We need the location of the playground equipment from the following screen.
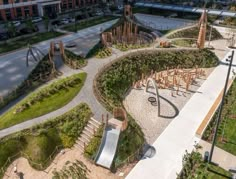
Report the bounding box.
[197,8,207,49]
[133,67,206,96]
[95,108,127,169]
[26,43,45,67]
[101,5,156,48]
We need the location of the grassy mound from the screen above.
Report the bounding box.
[0,103,91,175]
[167,25,223,40]
[0,73,87,129]
[203,80,236,156]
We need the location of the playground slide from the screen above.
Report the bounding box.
[95,126,121,169]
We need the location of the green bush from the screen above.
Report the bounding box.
[95,47,112,58]
[84,125,104,159]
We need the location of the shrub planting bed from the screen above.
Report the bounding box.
[0,73,87,129]
[171,39,197,47]
[167,25,223,40]
[178,147,232,178]
[95,47,112,58]
[52,160,89,179]
[203,80,236,156]
[0,54,54,110]
[114,43,150,51]
[63,49,87,69]
[0,103,91,177]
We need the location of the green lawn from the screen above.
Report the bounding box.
[62,16,117,32]
[207,164,232,179]
[203,81,236,156]
[0,73,87,130]
[0,31,64,54]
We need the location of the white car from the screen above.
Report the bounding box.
[32,17,42,23]
[12,21,21,27]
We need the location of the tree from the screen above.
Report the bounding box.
[25,19,34,31]
[4,22,17,37]
[43,16,49,31]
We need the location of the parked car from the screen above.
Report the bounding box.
[51,20,63,26]
[19,25,39,34]
[12,21,21,27]
[0,32,9,41]
[60,18,69,24]
[32,17,43,23]
[67,17,75,23]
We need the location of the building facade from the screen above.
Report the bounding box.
[0,0,100,21]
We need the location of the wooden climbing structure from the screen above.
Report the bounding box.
[133,66,206,97]
[101,5,155,47]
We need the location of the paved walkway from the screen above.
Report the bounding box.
[126,47,236,179]
[199,140,236,171]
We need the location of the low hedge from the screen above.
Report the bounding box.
[0,103,91,176]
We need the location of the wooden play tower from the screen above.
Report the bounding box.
[197,9,207,49]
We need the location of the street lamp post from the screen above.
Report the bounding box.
[208,50,235,163]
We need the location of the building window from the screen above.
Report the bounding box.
[32,5,38,16]
[16,7,22,17]
[3,0,9,5]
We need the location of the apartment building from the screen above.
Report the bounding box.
[0,0,100,21]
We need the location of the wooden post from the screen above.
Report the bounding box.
[106,113,109,124]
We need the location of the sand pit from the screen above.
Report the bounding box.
[123,67,215,144]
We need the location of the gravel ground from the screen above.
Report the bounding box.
[123,67,215,144]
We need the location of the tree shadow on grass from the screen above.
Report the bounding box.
[207,168,232,179]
